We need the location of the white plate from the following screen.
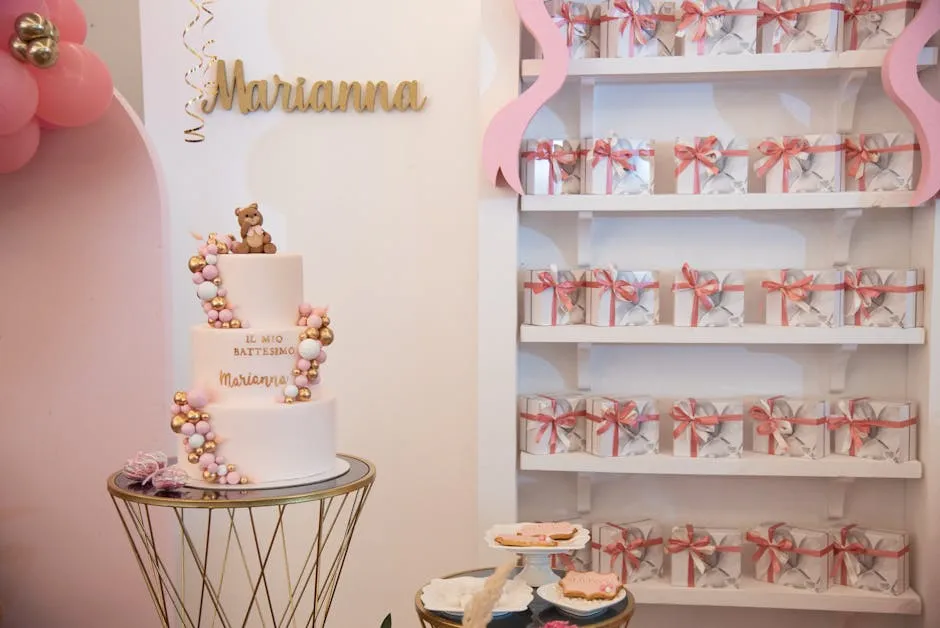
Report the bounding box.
[421,576,533,617]
[536,582,627,618]
[484,523,591,554]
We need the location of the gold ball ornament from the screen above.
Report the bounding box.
[226,465,236,474]
[8,38,28,63]
[195,447,204,456]
[307,368,318,379]
[213,278,222,286]
[304,327,320,340]
[202,470,213,480]
[10,14,60,70]
[319,327,334,346]
[15,13,53,40]
[285,397,295,404]
[174,391,188,405]
[188,452,200,464]
[292,368,302,376]
[211,296,226,310]
[231,320,242,329]
[298,388,312,401]
[187,410,201,423]
[171,414,187,433]
[204,472,218,483]
[240,476,249,485]
[188,256,207,273]
[26,37,58,69]
[221,322,231,329]
[216,242,229,254]
[204,441,217,453]
[321,315,331,326]
[200,412,211,421]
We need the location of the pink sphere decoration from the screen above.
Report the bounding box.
[226,472,242,485]
[0,0,48,40]
[214,456,225,465]
[29,42,113,128]
[45,0,87,43]
[218,309,234,323]
[187,390,209,409]
[0,55,39,135]
[297,317,308,326]
[299,303,314,316]
[195,421,211,435]
[217,289,227,297]
[192,272,205,284]
[199,246,208,256]
[208,310,219,321]
[206,463,218,474]
[316,350,327,364]
[181,404,191,413]
[199,453,215,467]
[207,244,218,255]
[181,423,195,436]
[202,265,219,280]
[170,404,181,414]
[0,119,40,174]
[206,432,215,441]
[214,321,223,328]
[312,376,321,385]
[295,376,309,387]
[297,359,311,371]
[308,315,323,329]
[202,302,213,312]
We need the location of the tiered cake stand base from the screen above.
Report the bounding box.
[108,454,374,628]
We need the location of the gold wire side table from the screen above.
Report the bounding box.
[108,454,375,628]
[415,568,636,628]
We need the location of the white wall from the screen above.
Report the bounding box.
[139,1,480,624]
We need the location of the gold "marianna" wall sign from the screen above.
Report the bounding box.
[201,59,427,115]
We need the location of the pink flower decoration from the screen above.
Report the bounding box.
[123,451,187,489]
[150,466,188,490]
[543,622,578,628]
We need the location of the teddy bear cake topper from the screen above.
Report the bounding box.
[233,203,277,254]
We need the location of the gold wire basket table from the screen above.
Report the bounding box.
[415,568,636,628]
[108,454,375,628]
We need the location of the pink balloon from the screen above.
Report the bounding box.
[0,118,40,174]
[0,54,39,134]
[36,116,61,130]
[0,0,49,41]
[44,0,86,43]
[30,42,112,128]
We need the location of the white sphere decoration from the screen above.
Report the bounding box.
[298,339,322,361]
[284,385,300,399]
[188,434,206,449]
[196,282,218,301]
[205,254,219,265]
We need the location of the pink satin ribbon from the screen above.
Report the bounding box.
[758,0,844,52]
[555,2,600,47]
[844,135,920,191]
[844,0,921,50]
[606,0,677,56]
[521,396,587,454]
[674,137,748,194]
[746,523,832,583]
[521,141,583,195]
[666,524,741,587]
[672,263,743,327]
[591,523,664,581]
[756,138,842,193]
[588,399,660,456]
[523,271,581,325]
[826,398,918,456]
[832,524,910,585]
[671,399,743,458]
[591,139,654,194]
[678,0,762,54]
[586,268,660,326]
[844,269,924,324]
[760,271,845,327]
[750,397,826,455]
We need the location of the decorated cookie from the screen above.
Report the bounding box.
[233,203,277,255]
[518,522,577,541]
[559,571,622,601]
[495,534,558,548]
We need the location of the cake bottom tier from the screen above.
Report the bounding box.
[178,395,337,486]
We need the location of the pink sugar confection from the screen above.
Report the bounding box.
[299,303,314,316]
[207,244,218,255]
[308,315,323,329]
[195,421,211,435]
[295,376,309,387]
[202,265,219,281]
[187,390,209,409]
[206,432,215,441]
[192,272,205,284]
[226,472,241,485]
[217,288,227,297]
[170,404,181,414]
[214,456,225,465]
[199,453,215,467]
[208,310,219,321]
[181,423,196,436]
[181,404,192,413]
[219,309,234,323]
[297,359,311,371]
[214,321,223,328]
[206,463,218,473]
[297,317,308,326]
[313,307,328,316]
[202,302,213,312]
[199,246,208,256]
[316,350,327,364]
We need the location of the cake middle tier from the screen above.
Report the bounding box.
[192,325,306,403]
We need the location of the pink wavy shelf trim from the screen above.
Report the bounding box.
[883,0,940,206]
[482,0,570,194]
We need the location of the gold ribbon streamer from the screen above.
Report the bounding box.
[201,0,219,99]
[183,0,206,143]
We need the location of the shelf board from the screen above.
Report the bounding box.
[521,48,938,84]
[628,578,921,614]
[520,452,923,479]
[520,191,918,213]
[519,324,925,345]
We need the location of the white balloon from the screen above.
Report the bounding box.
[298,339,322,361]
[196,282,218,301]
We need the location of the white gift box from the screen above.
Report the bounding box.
[587,396,660,456]
[552,516,594,571]
[762,269,845,327]
[602,0,678,57]
[675,136,749,194]
[539,0,604,58]
[844,268,924,328]
[758,0,841,53]
[585,137,655,195]
[672,265,745,327]
[844,133,920,192]
[750,397,829,458]
[592,520,664,583]
[747,523,831,592]
[829,398,918,462]
[843,0,920,50]
[667,525,743,588]
[518,394,587,455]
[830,524,910,595]
[671,398,744,458]
[756,134,844,193]
[586,267,660,326]
[521,139,584,195]
[677,0,759,56]
[523,267,587,326]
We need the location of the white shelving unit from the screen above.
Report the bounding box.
[478,22,939,626]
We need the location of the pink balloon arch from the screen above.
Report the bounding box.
[0,0,112,174]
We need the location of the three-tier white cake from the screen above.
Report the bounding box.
[171,205,341,489]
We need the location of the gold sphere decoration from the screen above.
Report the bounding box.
[15,13,50,40]
[202,470,213,480]
[9,13,60,69]
[216,242,229,254]
[319,327,334,346]
[25,37,57,69]
[204,441,217,453]
[298,388,312,401]
[292,368,302,376]
[221,322,231,329]
[240,476,249,484]
[213,278,222,286]
[206,473,218,483]
[321,315,331,326]
[195,447,205,456]
[231,320,242,329]
[227,465,236,474]
[174,391,188,406]
[285,397,295,404]
[187,410,201,423]
[304,327,320,340]
[171,414,187,433]
[307,368,318,379]
[187,452,200,464]
[211,296,227,310]
[200,412,211,421]
[188,256,207,273]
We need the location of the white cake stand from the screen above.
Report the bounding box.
[483,523,591,587]
[185,458,351,491]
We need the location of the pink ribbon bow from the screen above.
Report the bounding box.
[523,271,581,325]
[521,397,586,454]
[831,524,910,585]
[844,136,920,190]
[665,525,741,587]
[672,263,741,327]
[844,269,924,324]
[826,398,918,456]
[678,1,760,53]
[749,397,827,455]
[756,137,842,192]
[588,399,659,456]
[843,0,920,50]
[555,2,598,47]
[595,523,665,581]
[586,269,660,326]
[591,139,650,194]
[671,399,742,457]
[761,271,845,326]
[746,523,833,584]
[757,0,844,51]
[610,0,675,56]
[521,141,582,194]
